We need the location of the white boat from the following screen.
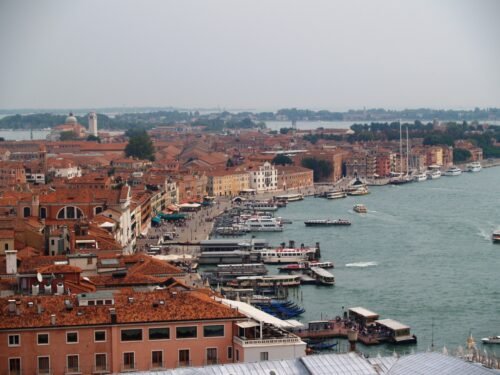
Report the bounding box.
[274,193,304,202]
[353,204,367,213]
[492,230,500,243]
[255,247,317,264]
[482,336,500,344]
[228,275,301,288]
[426,170,442,180]
[466,161,482,172]
[326,191,347,199]
[310,267,335,285]
[413,172,427,182]
[443,166,462,176]
[348,187,370,196]
[243,217,283,232]
[244,202,279,211]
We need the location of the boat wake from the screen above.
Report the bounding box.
[345,261,378,268]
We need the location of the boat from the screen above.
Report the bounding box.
[347,187,370,196]
[278,261,334,272]
[426,169,442,180]
[326,191,347,199]
[443,166,462,176]
[309,267,335,285]
[243,217,283,232]
[413,172,427,182]
[274,193,304,202]
[307,341,338,351]
[466,161,482,172]
[255,247,318,264]
[375,318,417,344]
[244,201,279,211]
[492,230,500,243]
[353,204,367,213]
[481,336,500,344]
[389,176,413,185]
[227,275,301,288]
[304,219,351,226]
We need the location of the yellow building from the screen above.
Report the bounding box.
[207,168,250,196]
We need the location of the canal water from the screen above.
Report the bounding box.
[248,167,500,355]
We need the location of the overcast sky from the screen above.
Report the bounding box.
[0,0,499,111]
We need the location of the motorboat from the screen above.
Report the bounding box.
[413,172,427,182]
[482,336,500,344]
[467,161,482,172]
[304,219,351,226]
[242,217,283,232]
[492,230,500,243]
[353,204,367,213]
[326,191,347,199]
[255,247,318,264]
[390,176,413,185]
[348,187,370,196]
[274,193,304,202]
[426,170,442,180]
[443,166,462,176]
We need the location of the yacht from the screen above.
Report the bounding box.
[443,166,462,176]
[413,172,427,182]
[326,191,347,199]
[242,217,283,232]
[466,161,482,172]
[492,230,500,243]
[426,169,442,180]
[482,336,500,344]
[353,204,368,213]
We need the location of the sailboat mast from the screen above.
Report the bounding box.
[399,120,403,176]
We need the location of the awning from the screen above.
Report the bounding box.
[237,321,260,329]
[178,203,201,208]
[167,204,179,211]
[152,216,162,224]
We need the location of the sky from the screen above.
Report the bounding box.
[0,0,499,111]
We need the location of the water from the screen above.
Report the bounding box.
[245,168,500,354]
[0,129,50,140]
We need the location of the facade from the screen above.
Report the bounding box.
[248,162,278,192]
[0,161,26,187]
[207,169,250,197]
[275,165,314,190]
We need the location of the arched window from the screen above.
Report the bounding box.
[94,206,103,215]
[40,207,47,219]
[23,207,31,217]
[56,206,84,220]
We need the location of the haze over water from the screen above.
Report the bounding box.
[254,168,500,354]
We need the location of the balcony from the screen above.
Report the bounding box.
[65,367,81,375]
[120,363,137,372]
[204,358,220,366]
[176,360,192,368]
[92,365,110,374]
[150,362,165,371]
[37,369,52,375]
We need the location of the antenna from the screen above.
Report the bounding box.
[37,272,43,283]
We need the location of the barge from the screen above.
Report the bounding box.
[305,219,351,226]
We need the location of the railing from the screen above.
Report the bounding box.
[176,360,192,368]
[120,363,137,372]
[64,366,81,374]
[150,362,165,370]
[233,335,301,346]
[37,369,52,375]
[92,365,110,374]
[205,358,220,366]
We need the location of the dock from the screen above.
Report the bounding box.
[295,321,381,345]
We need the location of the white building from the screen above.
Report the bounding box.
[249,162,278,192]
[88,112,98,137]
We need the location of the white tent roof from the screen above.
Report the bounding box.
[178,203,201,208]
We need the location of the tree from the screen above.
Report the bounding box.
[301,157,332,182]
[226,158,234,167]
[59,131,78,141]
[125,129,155,161]
[272,154,293,165]
[453,148,472,163]
[86,134,101,142]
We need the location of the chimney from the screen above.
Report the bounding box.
[5,250,17,274]
[50,314,56,326]
[8,299,16,314]
[109,308,117,324]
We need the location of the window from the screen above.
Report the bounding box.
[4,243,8,250]
[176,326,197,339]
[66,355,79,373]
[178,350,190,367]
[9,358,21,375]
[227,347,233,360]
[203,324,224,337]
[95,354,107,372]
[151,351,163,369]
[206,348,218,365]
[260,352,269,361]
[38,356,50,374]
[236,349,240,362]
[94,330,106,342]
[8,334,20,347]
[123,352,135,370]
[149,327,170,340]
[40,207,47,219]
[66,331,78,344]
[23,207,31,217]
[57,206,84,220]
[37,333,49,345]
[121,329,142,341]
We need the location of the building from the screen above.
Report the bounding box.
[248,162,278,192]
[275,165,314,190]
[88,112,98,137]
[206,168,250,197]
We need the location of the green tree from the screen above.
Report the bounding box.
[301,157,332,182]
[125,130,155,161]
[453,148,472,163]
[59,131,78,141]
[86,134,101,142]
[272,154,293,165]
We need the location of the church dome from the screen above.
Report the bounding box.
[65,113,77,125]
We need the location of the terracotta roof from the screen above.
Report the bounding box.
[126,255,184,277]
[0,289,244,329]
[0,230,14,239]
[37,264,82,274]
